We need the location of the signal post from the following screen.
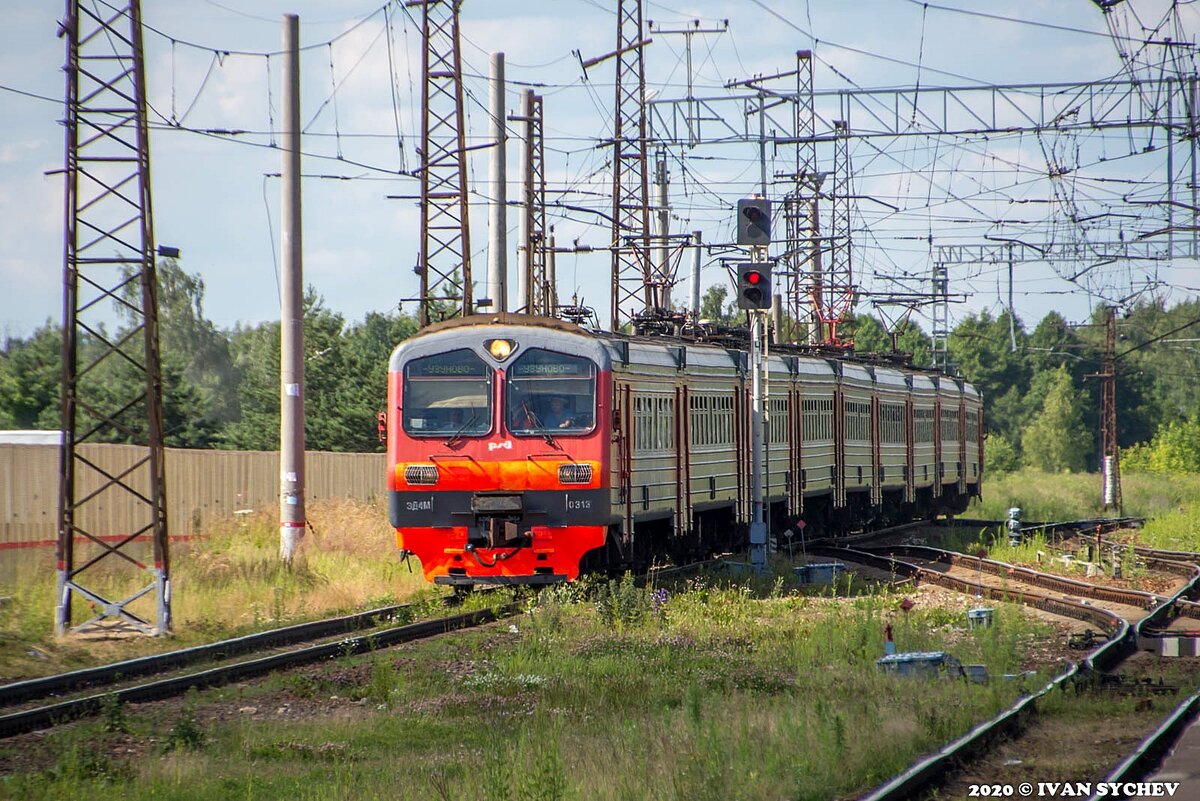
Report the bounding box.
[737,199,772,572]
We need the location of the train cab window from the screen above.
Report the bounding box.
[402,349,493,437]
[506,349,597,436]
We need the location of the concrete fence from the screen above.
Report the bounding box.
[0,444,387,549]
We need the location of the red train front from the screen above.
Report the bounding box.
[386,315,611,586]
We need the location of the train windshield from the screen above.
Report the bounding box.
[402,349,493,437]
[506,349,597,436]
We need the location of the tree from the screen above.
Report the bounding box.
[894,319,933,367]
[698,285,739,325]
[337,311,420,451]
[1027,311,1083,377]
[985,433,1019,476]
[1109,298,1200,446]
[948,310,1030,440]
[849,314,932,366]
[219,289,419,453]
[1123,414,1200,473]
[1021,366,1091,472]
[220,320,279,451]
[0,323,62,429]
[848,314,889,354]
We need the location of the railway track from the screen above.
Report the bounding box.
[0,555,719,742]
[812,543,1136,635]
[945,516,1146,536]
[934,516,1200,623]
[862,543,1182,617]
[0,602,421,707]
[815,536,1200,801]
[0,599,519,739]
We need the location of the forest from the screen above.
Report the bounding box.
[2,261,1198,474]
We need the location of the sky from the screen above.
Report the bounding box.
[1,0,1198,341]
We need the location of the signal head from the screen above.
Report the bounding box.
[737,262,773,310]
[736,198,772,246]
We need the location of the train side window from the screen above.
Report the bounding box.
[914,408,935,443]
[652,397,661,450]
[845,400,871,442]
[634,395,645,451]
[940,408,958,442]
[402,349,493,437]
[882,402,905,444]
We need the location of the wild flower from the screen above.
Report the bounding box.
[652,588,670,612]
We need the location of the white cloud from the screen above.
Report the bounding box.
[0,139,47,165]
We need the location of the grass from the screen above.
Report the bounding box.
[0,498,433,679]
[971,469,1200,554]
[0,576,1060,801]
[971,469,1200,524]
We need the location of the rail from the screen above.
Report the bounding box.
[0,604,519,739]
[837,536,1200,801]
[862,544,1165,612]
[0,602,412,707]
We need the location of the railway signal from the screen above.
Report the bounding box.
[736,198,771,246]
[737,263,773,310]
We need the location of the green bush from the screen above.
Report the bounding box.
[985,434,1020,476]
[1123,415,1200,474]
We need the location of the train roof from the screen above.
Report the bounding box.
[873,366,909,388]
[394,315,981,397]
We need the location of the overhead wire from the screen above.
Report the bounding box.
[896,0,1194,46]
[32,0,1199,326]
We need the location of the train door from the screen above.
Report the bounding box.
[904,393,916,505]
[933,396,943,486]
[833,383,846,509]
[870,394,882,508]
[613,382,634,550]
[958,400,968,495]
[789,385,803,517]
[736,381,749,524]
[977,403,986,485]
[674,384,691,537]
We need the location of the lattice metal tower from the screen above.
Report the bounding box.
[782,50,819,345]
[57,0,169,636]
[413,0,472,326]
[610,0,653,330]
[821,120,856,345]
[518,91,552,316]
[931,261,951,370]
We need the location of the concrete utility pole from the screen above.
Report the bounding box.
[690,230,702,318]
[279,13,306,565]
[486,52,507,313]
[1007,244,1016,352]
[548,226,558,313]
[749,303,767,572]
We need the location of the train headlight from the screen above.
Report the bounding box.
[404,464,439,485]
[487,339,516,361]
[558,463,593,484]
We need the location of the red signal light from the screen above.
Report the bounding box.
[745,271,762,285]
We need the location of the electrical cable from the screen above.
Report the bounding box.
[896,0,1194,46]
